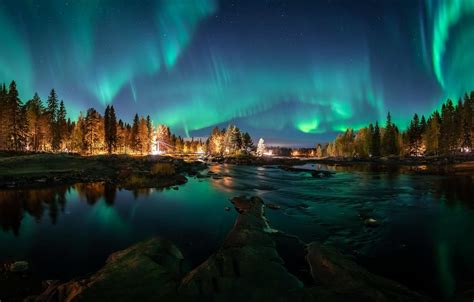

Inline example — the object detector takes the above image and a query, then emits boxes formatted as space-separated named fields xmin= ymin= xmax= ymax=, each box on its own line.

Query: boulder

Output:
xmin=364 ymin=218 xmax=381 ymax=228
xmin=306 ymin=242 xmax=427 ymax=302
xmin=9 ymin=260 xmax=29 ymax=273
xmin=32 ymin=238 xmax=186 ymax=302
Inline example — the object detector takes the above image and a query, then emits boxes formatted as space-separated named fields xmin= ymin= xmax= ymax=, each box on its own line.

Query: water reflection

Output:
xmin=431 ymin=175 xmax=474 ymax=208
xmin=0 ymin=183 xmax=157 ymax=236
xmin=0 ymin=187 xmax=67 ymax=235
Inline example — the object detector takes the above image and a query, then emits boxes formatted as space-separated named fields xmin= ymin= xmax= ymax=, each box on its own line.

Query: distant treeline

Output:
xmin=316 ymin=92 xmax=474 ymax=158
xmin=0 ymin=81 xmax=255 ymax=155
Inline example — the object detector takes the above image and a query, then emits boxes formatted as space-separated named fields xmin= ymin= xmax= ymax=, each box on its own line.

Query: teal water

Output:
xmin=0 ymin=164 xmax=473 ymax=299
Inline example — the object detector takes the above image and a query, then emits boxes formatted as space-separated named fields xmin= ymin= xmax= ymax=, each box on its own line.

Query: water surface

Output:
xmin=0 ymin=164 xmax=473 ymax=299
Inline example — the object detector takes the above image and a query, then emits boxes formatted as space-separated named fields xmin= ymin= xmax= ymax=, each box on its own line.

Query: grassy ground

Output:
xmin=0 ymin=153 xmax=204 ymax=189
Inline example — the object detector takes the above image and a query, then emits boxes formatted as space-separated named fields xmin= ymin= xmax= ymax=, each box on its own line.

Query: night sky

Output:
xmin=0 ymin=0 xmax=473 ymax=146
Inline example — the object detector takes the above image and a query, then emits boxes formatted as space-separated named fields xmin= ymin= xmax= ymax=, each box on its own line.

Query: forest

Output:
xmin=316 ymin=92 xmax=474 ymax=158
xmin=1 ymin=80 xmax=473 ymax=159
xmin=0 ymin=81 xmax=254 ymax=156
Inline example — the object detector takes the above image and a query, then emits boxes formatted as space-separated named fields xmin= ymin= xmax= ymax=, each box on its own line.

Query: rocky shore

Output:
xmin=1 ymin=152 xmax=472 ymax=191
xmin=0 ymin=153 xmax=206 ymax=190
xmin=25 ymin=196 xmax=431 ymax=302
xmin=209 ymin=154 xmax=474 ymax=175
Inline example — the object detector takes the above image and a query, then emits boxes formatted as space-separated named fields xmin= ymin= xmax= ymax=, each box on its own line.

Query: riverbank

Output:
xmin=1 ymin=153 xmax=473 ymax=190
xmin=214 ymin=154 xmax=474 ymax=175
xmin=0 ymin=153 xmax=206 ymax=190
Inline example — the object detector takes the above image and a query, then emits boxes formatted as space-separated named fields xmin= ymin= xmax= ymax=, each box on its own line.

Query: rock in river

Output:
xmin=9 ymin=261 xmax=29 ymax=273
xmin=364 ymin=218 xmax=381 ymax=228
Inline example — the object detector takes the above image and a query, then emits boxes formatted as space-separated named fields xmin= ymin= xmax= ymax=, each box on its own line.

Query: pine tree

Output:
xmin=381 ymin=112 xmax=398 ymax=156
xmin=109 ymin=106 xmax=117 ymax=153
xmin=461 ymin=95 xmax=472 ymax=152
xmin=57 ymin=100 xmax=67 ymax=150
xmin=85 ymin=108 xmax=101 ymax=154
xmin=47 ymin=89 xmax=60 ymax=150
xmin=440 ymin=100 xmax=456 ymax=155
xmin=241 ymin=132 xmax=253 ymax=152
xmin=0 ymin=84 xmax=7 ymax=149
xmin=131 ymin=114 xmax=140 ymax=153
xmin=315 ymin=143 xmax=323 ymax=158
xmin=367 ymin=123 xmax=374 ymax=156
xmin=6 ymin=81 xmax=27 ymax=150
xmin=139 ymin=116 xmax=149 ymax=154
xmin=407 ymin=114 xmax=422 ymax=156
xmin=146 ymin=115 xmax=152 ymax=154
xmin=371 ymin=122 xmax=381 ymax=157
xmin=234 ymin=127 xmax=243 ymax=151
xmin=209 ymin=126 xmax=223 ymax=155
xmin=25 ymin=93 xmax=45 ymax=151
xmin=420 ymin=115 xmax=427 ymax=134
xmin=104 ymin=106 xmax=118 ymax=154
xmin=423 ymin=112 xmax=441 ymax=155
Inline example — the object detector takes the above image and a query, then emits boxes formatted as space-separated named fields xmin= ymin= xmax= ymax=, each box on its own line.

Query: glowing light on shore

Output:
xmin=263 ymin=150 xmax=273 ymax=156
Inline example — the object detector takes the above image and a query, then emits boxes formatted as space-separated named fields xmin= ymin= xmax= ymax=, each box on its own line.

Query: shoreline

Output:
xmin=1 ymin=153 xmax=473 ymax=190
xmin=0 ymin=153 xmax=206 ymax=190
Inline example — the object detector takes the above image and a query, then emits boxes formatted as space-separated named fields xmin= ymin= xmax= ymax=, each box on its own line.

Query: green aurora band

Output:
xmin=0 ymin=0 xmax=473 ymax=144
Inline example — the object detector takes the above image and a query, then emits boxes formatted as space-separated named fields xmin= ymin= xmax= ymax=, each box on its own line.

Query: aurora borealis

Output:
xmin=1 ymin=0 xmax=474 ymax=145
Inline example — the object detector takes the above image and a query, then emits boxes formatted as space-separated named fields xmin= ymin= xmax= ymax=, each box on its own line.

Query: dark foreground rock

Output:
xmin=29 ymin=238 xmax=186 ymax=302
xmin=306 ymin=243 xmax=424 ymax=302
xmin=31 ymin=196 xmax=429 ymax=302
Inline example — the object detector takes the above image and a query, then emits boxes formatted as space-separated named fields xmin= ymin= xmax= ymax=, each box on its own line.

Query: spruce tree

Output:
xmin=382 ymin=112 xmax=397 ymax=156
xmin=0 ymin=84 xmax=8 ymax=149
xmin=408 ymin=114 xmax=422 ymax=156
xmin=109 ymin=106 xmax=117 ymax=153
xmin=57 ymin=100 xmax=67 ymax=150
xmin=371 ymin=122 xmax=381 ymax=157
xmin=47 ymin=89 xmax=60 ymax=150
xmin=242 ymin=132 xmax=254 ymax=152
xmin=440 ymin=100 xmax=455 ymax=155
xmin=104 ymin=106 xmax=111 ymax=153
xmin=85 ymin=108 xmax=101 ymax=154
xmin=146 ymin=115 xmax=152 ymax=154
xmin=25 ymin=93 xmax=45 ymax=151
xmin=7 ymin=81 xmax=27 ymax=150
xmin=131 ymin=114 xmax=140 ymax=153
xmin=460 ymin=95 xmax=472 ymax=151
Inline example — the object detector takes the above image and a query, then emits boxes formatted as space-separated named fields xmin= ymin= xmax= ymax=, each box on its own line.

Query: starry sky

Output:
xmin=0 ymin=0 xmax=473 ymax=146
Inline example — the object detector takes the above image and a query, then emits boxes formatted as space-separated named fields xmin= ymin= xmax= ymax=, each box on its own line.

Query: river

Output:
xmin=0 ymin=163 xmax=473 ymax=299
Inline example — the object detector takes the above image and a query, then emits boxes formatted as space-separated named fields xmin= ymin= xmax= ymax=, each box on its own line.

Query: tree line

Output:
xmin=316 ymin=92 xmax=474 ymax=158
xmin=206 ymin=125 xmax=254 ymax=156
xmin=0 ymin=81 xmax=257 ymax=155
